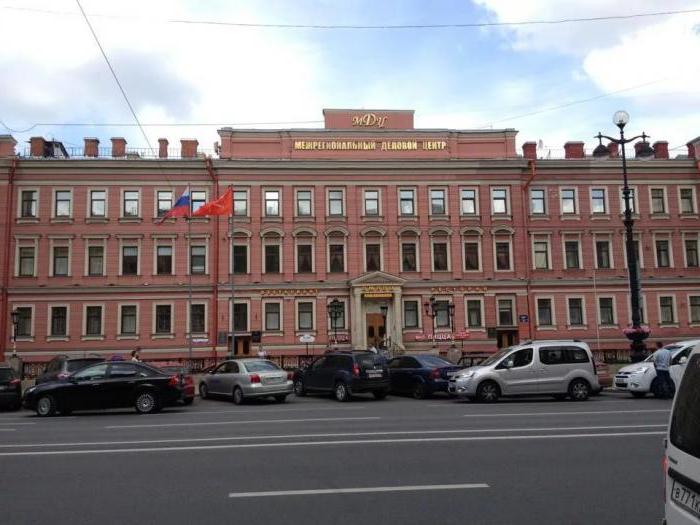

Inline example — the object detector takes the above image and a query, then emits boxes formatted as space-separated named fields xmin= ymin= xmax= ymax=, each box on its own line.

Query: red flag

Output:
xmin=192 ymin=188 xmax=233 ymax=217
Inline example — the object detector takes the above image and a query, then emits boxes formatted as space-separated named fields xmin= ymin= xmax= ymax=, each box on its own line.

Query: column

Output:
xmin=392 ymin=288 xmax=404 ymax=350
xmin=352 ymin=288 xmax=364 ymax=349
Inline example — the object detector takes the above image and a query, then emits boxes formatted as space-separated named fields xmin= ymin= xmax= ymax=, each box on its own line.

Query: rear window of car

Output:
xmin=0 ymin=369 xmax=15 ymax=381
xmin=66 ymin=358 xmax=103 ymax=372
xmin=539 ymin=346 xmax=590 ymax=365
xmin=355 ymin=354 xmax=383 ymax=368
xmin=417 ymin=356 xmax=452 ymax=367
xmin=244 ymin=360 xmax=281 ymax=373
xmin=670 ymin=354 xmax=700 ymax=459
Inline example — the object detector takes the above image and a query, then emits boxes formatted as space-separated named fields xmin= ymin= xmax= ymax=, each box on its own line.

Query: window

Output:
xmin=537 ymin=298 xmax=553 ymax=326
xmin=265 ymin=190 xmax=280 ymax=216
xmin=85 ymin=306 xmax=102 ymax=336
xmin=659 ymin=296 xmax=675 ymax=324
xmin=498 ymin=299 xmax=513 ymax=326
xmin=157 ymin=190 xmax=172 ymax=217
xmin=690 ymin=296 xmax=700 ymax=323
xmin=122 ymin=246 xmax=138 ymax=275
xmin=73 ymin=363 xmax=108 ymax=381
xmin=233 ymin=191 xmax=248 ymax=216
xmin=329 ymin=244 xmax=345 ymax=273
xmin=296 ymin=190 xmax=312 ymax=217
xmin=432 ymin=242 xmax=448 ymax=271
xmin=464 ymin=242 xmax=480 ymax=271
xmin=656 ymin=239 xmax=670 ymax=267
xmin=461 ymin=189 xmax=477 ymax=215
xmin=686 ymin=239 xmax=699 ymax=268
xmin=233 ymin=303 xmax=248 ymax=331
xmin=156 ymin=246 xmax=172 ymax=275
xmin=55 ymin=190 xmax=71 ymax=217
xmin=669 ymin=353 xmax=700 ymax=459
xmin=50 ymin=306 xmax=67 ymax=337
xmin=190 ymin=304 xmax=205 ymax=333
xmin=680 ymin=188 xmax=696 ymax=214
xmin=19 ymin=247 xmax=35 ymax=276
xmin=401 ymin=243 xmax=417 ymax=272
xmin=621 ymin=188 xmax=637 ymax=214
xmin=596 ymin=240 xmax=611 ymax=269
xmin=399 ymin=190 xmax=415 ymax=216
xmin=20 ymin=190 xmax=37 ymax=218
xmin=503 ymin=348 xmax=533 ymax=369
xmin=15 ymin=307 xmax=31 ymax=337
xmin=88 ymin=246 xmax=104 ymax=276
xmin=328 ymin=190 xmax=344 ymax=216
xmin=233 ymin=245 xmax=248 ymax=274
xmin=191 ymin=191 xmax=206 ymax=214
xmin=466 ymin=299 xmax=482 ymax=328
xmin=122 ymin=191 xmax=139 ymax=217
xmin=430 ymin=189 xmax=446 ymax=215
xmin=52 ymin=246 xmax=69 ymax=276
xmin=155 ymin=305 xmax=172 ymax=334
xmin=329 ymin=301 xmax=345 ymax=330
xmin=533 ymin=241 xmax=549 ymax=269
xmin=265 ymin=303 xmax=281 ymax=331
xmin=190 ymin=245 xmax=206 ymax=274
xmin=530 ymin=189 xmax=546 ymax=215
xmin=599 ymin=298 xmax=615 ymax=325
xmin=364 ymin=190 xmax=379 ymax=216
xmin=297 ymin=302 xmax=313 ymax=330
xmin=591 ymin=188 xmax=606 ymax=214
xmin=297 ymin=244 xmax=313 ymax=273
xmin=565 ymin=241 xmax=580 ymax=269
xmin=568 ymin=298 xmax=584 ymax=326
xmin=491 ymin=189 xmax=508 ymax=214
xmin=89 ymin=190 xmax=106 ymax=217
xmin=561 ymin=189 xmax=576 ymax=214
xmin=651 ymin=188 xmax=666 ymax=214
xmin=264 ymin=244 xmax=280 ymax=273
xmin=404 ymin=301 xmax=419 ymax=328
xmin=365 ymin=244 xmax=381 ymax=271
xmin=495 ymin=241 xmax=511 ymax=270
xmin=435 ymin=300 xmax=450 ymax=328
xmin=120 ymin=305 xmax=137 ymax=335
xmin=539 ymin=346 xmax=590 ymax=365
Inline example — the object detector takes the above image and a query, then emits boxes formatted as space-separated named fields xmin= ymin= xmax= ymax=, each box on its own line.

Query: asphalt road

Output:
xmin=0 ymin=391 xmax=672 ymax=525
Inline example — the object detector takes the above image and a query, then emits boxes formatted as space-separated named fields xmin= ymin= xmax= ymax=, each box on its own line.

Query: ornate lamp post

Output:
xmin=594 ymin=110 xmax=653 ymax=362
xmin=379 ymin=305 xmax=388 ymax=349
xmin=327 ymin=298 xmax=343 ymax=347
xmin=423 ymin=296 xmax=438 ymax=347
xmin=10 ymin=309 xmax=20 ymax=357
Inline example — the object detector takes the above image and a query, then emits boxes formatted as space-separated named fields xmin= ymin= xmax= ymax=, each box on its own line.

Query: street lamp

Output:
xmin=379 ymin=305 xmax=388 ymax=349
xmin=423 ymin=296 xmax=439 ymax=346
xmin=327 ymin=298 xmax=343 ymax=347
xmin=10 ymin=309 xmax=20 ymax=357
xmin=595 ymin=110 xmax=653 ymax=362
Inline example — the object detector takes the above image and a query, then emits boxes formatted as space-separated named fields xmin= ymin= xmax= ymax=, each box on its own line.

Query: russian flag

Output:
xmin=158 ymin=190 xmax=190 ymax=222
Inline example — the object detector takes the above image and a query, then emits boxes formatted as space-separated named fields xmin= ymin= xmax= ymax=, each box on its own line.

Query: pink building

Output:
xmin=1 ymin=109 xmax=699 ymax=366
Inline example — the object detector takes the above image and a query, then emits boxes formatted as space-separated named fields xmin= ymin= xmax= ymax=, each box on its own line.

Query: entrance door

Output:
xmin=496 ymin=330 xmax=519 ymax=349
xmin=366 ymin=314 xmax=385 ymax=349
xmin=235 ymin=337 xmax=251 ymax=356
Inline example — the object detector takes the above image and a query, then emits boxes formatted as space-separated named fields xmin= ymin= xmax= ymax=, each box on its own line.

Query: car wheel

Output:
xmin=334 ymin=382 xmax=350 ymax=402
xmin=476 ymin=381 xmax=500 ymax=403
xmin=373 ymin=389 xmax=388 ymax=400
xmin=134 ymin=391 xmax=160 ymax=414
xmin=412 ymin=382 xmax=427 ymax=400
xmin=232 ymin=387 xmax=245 ymax=405
xmin=631 ymin=391 xmax=646 ymax=398
xmin=568 ymin=379 xmax=590 ymax=401
xmin=199 ymin=383 xmax=209 ymax=399
xmin=294 ymin=379 xmax=306 ymax=396
xmin=274 ymin=395 xmax=287 ymax=403
xmin=36 ymin=395 xmax=57 ymax=417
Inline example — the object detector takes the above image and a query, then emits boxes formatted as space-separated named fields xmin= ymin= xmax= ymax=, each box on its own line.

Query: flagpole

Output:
xmin=187 ymin=183 xmax=193 ymax=367
xmin=229 ymin=185 xmax=235 ymax=358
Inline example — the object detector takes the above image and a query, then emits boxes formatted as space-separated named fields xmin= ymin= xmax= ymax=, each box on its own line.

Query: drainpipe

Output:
xmin=205 ymin=157 xmax=220 ymax=362
xmin=520 ymin=159 xmax=536 ymax=340
xmin=0 ymin=157 xmax=17 ymax=360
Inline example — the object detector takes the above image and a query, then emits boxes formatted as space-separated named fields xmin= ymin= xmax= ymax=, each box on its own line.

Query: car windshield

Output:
xmin=480 ymin=348 xmax=511 ymax=367
xmin=643 ymin=345 xmax=683 ymax=362
xmin=670 ymin=354 xmax=700 ymax=459
xmin=0 ymin=369 xmax=15 ymax=381
xmin=66 ymin=359 xmax=103 ymax=372
xmin=355 ymin=354 xmax=384 ymax=368
xmin=417 ymin=355 xmax=452 ymax=367
xmin=244 ymin=360 xmax=280 ymax=373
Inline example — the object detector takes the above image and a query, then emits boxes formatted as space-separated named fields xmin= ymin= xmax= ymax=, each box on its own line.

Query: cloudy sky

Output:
xmin=1 ymin=0 xmax=700 ymax=157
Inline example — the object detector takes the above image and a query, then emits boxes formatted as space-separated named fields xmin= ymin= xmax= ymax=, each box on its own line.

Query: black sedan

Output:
xmin=23 ymin=361 xmax=188 ymax=416
xmin=387 ymin=355 xmax=462 ymax=399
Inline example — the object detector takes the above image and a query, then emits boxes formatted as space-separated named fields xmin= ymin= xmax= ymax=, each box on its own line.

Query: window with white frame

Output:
xmin=14 ymin=307 xmax=32 ymax=337
xmin=88 ymin=245 xmax=104 ymax=276
xmin=461 ymin=188 xmax=478 ymax=215
xmin=264 ymin=190 xmax=280 ymax=217
xmin=328 ymin=238 xmax=345 ymax=273
xmin=233 ymin=303 xmax=248 ymax=332
xmin=18 ymin=247 xmax=35 ymax=277
xmin=190 ymin=304 xmax=206 ymax=334
xmin=464 ymin=240 xmax=480 ymax=271
xmin=20 ymin=190 xmax=37 ymax=218
xmin=537 ymin=298 xmax=553 ymax=326
xmin=497 ymin=298 xmax=514 ymax=326
xmin=191 ymin=191 xmax=206 ymax=214
xmin=591 ymin=188 xmax=607 ymax=214
xmin=659 ymin=296 xmax=675 ymax=324
xmin=466 ymin=298 xmax=483 ymax=328
xmin=560 ymin=188 xmax=577 ymax=215
xmin=680 ymin=188 xmax=696 ymax=215
xmin=232 ymin=243 xmax=248 ymax=274
xmin=403 ymin=300 xmax=419 ymax=329
xmin=155 ymin=304 xmax=172 ymax=334
xmin=435 ymin=300 xmax=450 ymax=328
xmin=533 ymin=240 xmax=549 ymax=269
xmin=430 ymin=189 xmax=446 ymax=215
xmin=190 ymin=245 xmax=206 ymax=275
xmin=399 ymin=189 xmax=415 ymax=216
xmin=364 ymin=190 xmax=379 ymax=216
xmin=296 ymin=190 xmax=312 ymax=217
xmin=233 ymin=190 xmax=248 ymax=217
xmin=598 ymin=297 xmax=615 ymax=326
xmin=156 ymin=190 xmax=172 ymax=217
xmin=655 ymin=239 xmax=671 ymax=268
xmin=685 ymin=238 xmax=699 ymax=268
xmin=296 ymin=239 xmax=313 ymax=273
xmin=564 ymin=240 xmax=580 ymax=269
xmin=264 ymin=302 xmax=281 ymax=331
xmin=121 ymin=246 xmax=139 ymax=275
xmin=651 ymin=188 xmax=666 ymax=214
xmin=567 ymin=298 xmax=584 ymax=326
xmin=328 ymin=189 xmax=344 ymax=216
xmin=264 ymin=241 xmax=281 ymax=274
xmin=54 ymin=190 xmax=72 ymax=217
xmin=401 ymin=241 xmax=417 ymax=272
xmin=689 ymin=296 xmax=700 ymax=324
xmin=156 ymin=245 xmax=173 ymax=275
xmin=491 ymin=188 xmax=509 ymax=215
xmin=495 ymin=240 xmax=512 ymax=271
xmin=122 ymin=190 xmax=139 ymax=218
xmin=432 ymin=241 xmax=449 ymax=271
xmin=85 ymin=305 xmax=103 ymax=336
xmin=50 ymin=306 xmax=68 ymax=337
xmin=297 ymin=301 xmax=314 ymax=330
xmin=120 ymin=305 xmax=137 ymax=335
xmin=52 ymin=246 xmax=69 ymax=276
xmin=530 ymin=189 xmax=546 ymax=215
xmin=365 ymin=242 xmax=381 ymax=272
xmin=596 ymin=239 xmax=612 ymax=269
xmin=329 ymin=300 xmax=346 ymax=330
xmin=90 ymin=190 xmax=106 ymax=217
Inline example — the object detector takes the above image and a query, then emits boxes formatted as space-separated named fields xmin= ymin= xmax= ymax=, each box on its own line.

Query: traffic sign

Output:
xmin=299 ymin=334 xmax=315 ymax=344
xmin=519 ymin=314 xmax=529 ymax=323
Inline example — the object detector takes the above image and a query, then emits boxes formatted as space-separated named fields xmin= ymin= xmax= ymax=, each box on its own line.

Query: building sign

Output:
xmin=414 ymin=331 xmax=470 ymax=342
xmin=362 ymin=285 xmax=397 ymax=298
xmin=293 ymin=140 xmax=447 ymax=151
xmin=260 ymin=288 xmax=318 ymax=297
xmin=431 ymin=286 xmax=488 ymax=293
xmin=351 ymin=113 xmax=388 ymax=128
xmin=331 ymin=334 xmax=350 ymax=343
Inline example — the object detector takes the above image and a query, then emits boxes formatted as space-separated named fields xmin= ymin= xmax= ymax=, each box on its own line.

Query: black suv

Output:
xmin=292 ymin=351 xmax=390 ymax=401
xmin=0 ymin=363 xmax=21 ymax=410
xmin=36 ymin=355 xmax=105 ymax=384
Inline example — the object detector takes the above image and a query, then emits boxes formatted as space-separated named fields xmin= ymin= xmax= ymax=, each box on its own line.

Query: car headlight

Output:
xmin=631 ymin=367 xmax=649 ymax=375
xmin=24 ymin=386 xmax=36 ymax=395
xmin=458 ymin=371 xmax=476 ymax=379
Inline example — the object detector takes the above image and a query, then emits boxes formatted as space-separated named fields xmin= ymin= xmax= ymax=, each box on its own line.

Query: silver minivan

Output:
xmin=448 ymin=340 xmax=600 ymax=402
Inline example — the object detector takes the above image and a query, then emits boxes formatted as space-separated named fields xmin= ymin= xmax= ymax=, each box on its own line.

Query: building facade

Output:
xmin=1 ymin=108 xmax=699 ymax=365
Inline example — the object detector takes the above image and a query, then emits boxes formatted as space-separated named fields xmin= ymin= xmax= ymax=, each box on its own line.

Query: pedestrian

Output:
xmin=653 ymin=341 xmax=672 ymax=398
xmin=131 ymin=348 xmax=140 ymax=362
xmin=369 ymin=344 xmax=378 ymax=354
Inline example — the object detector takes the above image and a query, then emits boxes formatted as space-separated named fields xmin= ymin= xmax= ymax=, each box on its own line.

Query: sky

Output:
xmin=1 ymin=0 xmax=700 ymax=158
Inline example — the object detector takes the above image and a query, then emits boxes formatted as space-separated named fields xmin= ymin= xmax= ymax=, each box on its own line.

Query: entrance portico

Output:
xmin=349 ymin=272 xmax=406 ymax=351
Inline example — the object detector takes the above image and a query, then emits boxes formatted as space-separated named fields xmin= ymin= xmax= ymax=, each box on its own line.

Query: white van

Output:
xmin=664 ymin=343 xmax=700 ymax=524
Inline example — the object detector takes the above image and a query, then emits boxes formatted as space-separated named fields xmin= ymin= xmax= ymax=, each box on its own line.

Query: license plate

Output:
xmin=265 ymin=377 xmax=284 ymax=384
xmin=367 ymin=371 xmax=382 ymax=378
xmin=615 ymin=382 xmax=627 ymax=388
xmin=671 ymin=480 xmax=700 ymax=519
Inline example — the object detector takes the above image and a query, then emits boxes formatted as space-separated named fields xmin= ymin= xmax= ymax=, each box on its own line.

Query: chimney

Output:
xmin=84 ymin=137 xmax=99 ymax=158
xmin=29 ymin=136 xmax=46 ymax=157
xmin=522 ymin=142 xmax=537 ymax=160
xmin=158 ymin=138 xmax=169 ymax=159
xmin=0 ymin=135 xmax=17 ymax=157
xmin=111 ymin=137 xmax=127 ymax=158
xmin=653 ymin=141 xmax=669 ymax=160
xmin=564 ymin=141 xmax=585 ymax=159
xmin=181 ymin=139 xmax=198 ymax=159
xmin=607 ymin=142 xmax=619 ymax=158
xmin=688 ymin=138 xmax=700 ymax=159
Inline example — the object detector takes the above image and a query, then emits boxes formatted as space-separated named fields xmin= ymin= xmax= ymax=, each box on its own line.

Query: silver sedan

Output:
xmin=198 ymin=359 xmax=293 ymax=405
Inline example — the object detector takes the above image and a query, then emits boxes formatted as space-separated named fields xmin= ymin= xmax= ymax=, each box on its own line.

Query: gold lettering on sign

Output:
xmin=362 ymin=285 xmax=397 ymax=298
xmin=260 ymin=289 xmax=319 ymax=297
xmin=431 ymin=286 xmax=488 ymax=293
xmin=351 ymin=113 xmax=388 ymax=128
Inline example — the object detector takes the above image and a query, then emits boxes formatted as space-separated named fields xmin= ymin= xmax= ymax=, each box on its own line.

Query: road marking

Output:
xmin=0 ymin=422 xmax=34 ymax=426
xmin=155 ymin=406 xmax=369 ymax=416
xmin=0 ymin=431 xmax=666 ymax=456
xmin=0 ymin=424 xmax=667 ymax=448
xmin=0 ymin=428 xmax=16 ymax=432
xmin=463 ymin=409 xmax=670 ymax=418
xmin=105 ymin=416 xmax=381 ymax=429
xmin=227 ymin=483 xmax=490 ymax=498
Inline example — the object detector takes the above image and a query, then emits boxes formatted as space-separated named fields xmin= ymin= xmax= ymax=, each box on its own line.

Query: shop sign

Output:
xmin=362 ymin=285 xmax=396 ymax=298
xmin=260 ymin=288 xmax=318 ymax=297
xmin=431 ymin=286 xmax=488 ymax=293
xmin=414 ymin=331 xmax=470 ymax=342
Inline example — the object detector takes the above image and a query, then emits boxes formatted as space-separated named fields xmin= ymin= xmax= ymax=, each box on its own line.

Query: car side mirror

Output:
xmin=679 ymin=356 xmax=688 ymax=365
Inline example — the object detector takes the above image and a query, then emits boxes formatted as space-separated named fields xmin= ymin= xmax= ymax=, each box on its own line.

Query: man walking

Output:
xmin=653 ymin=342 xmax=673 ymax=398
